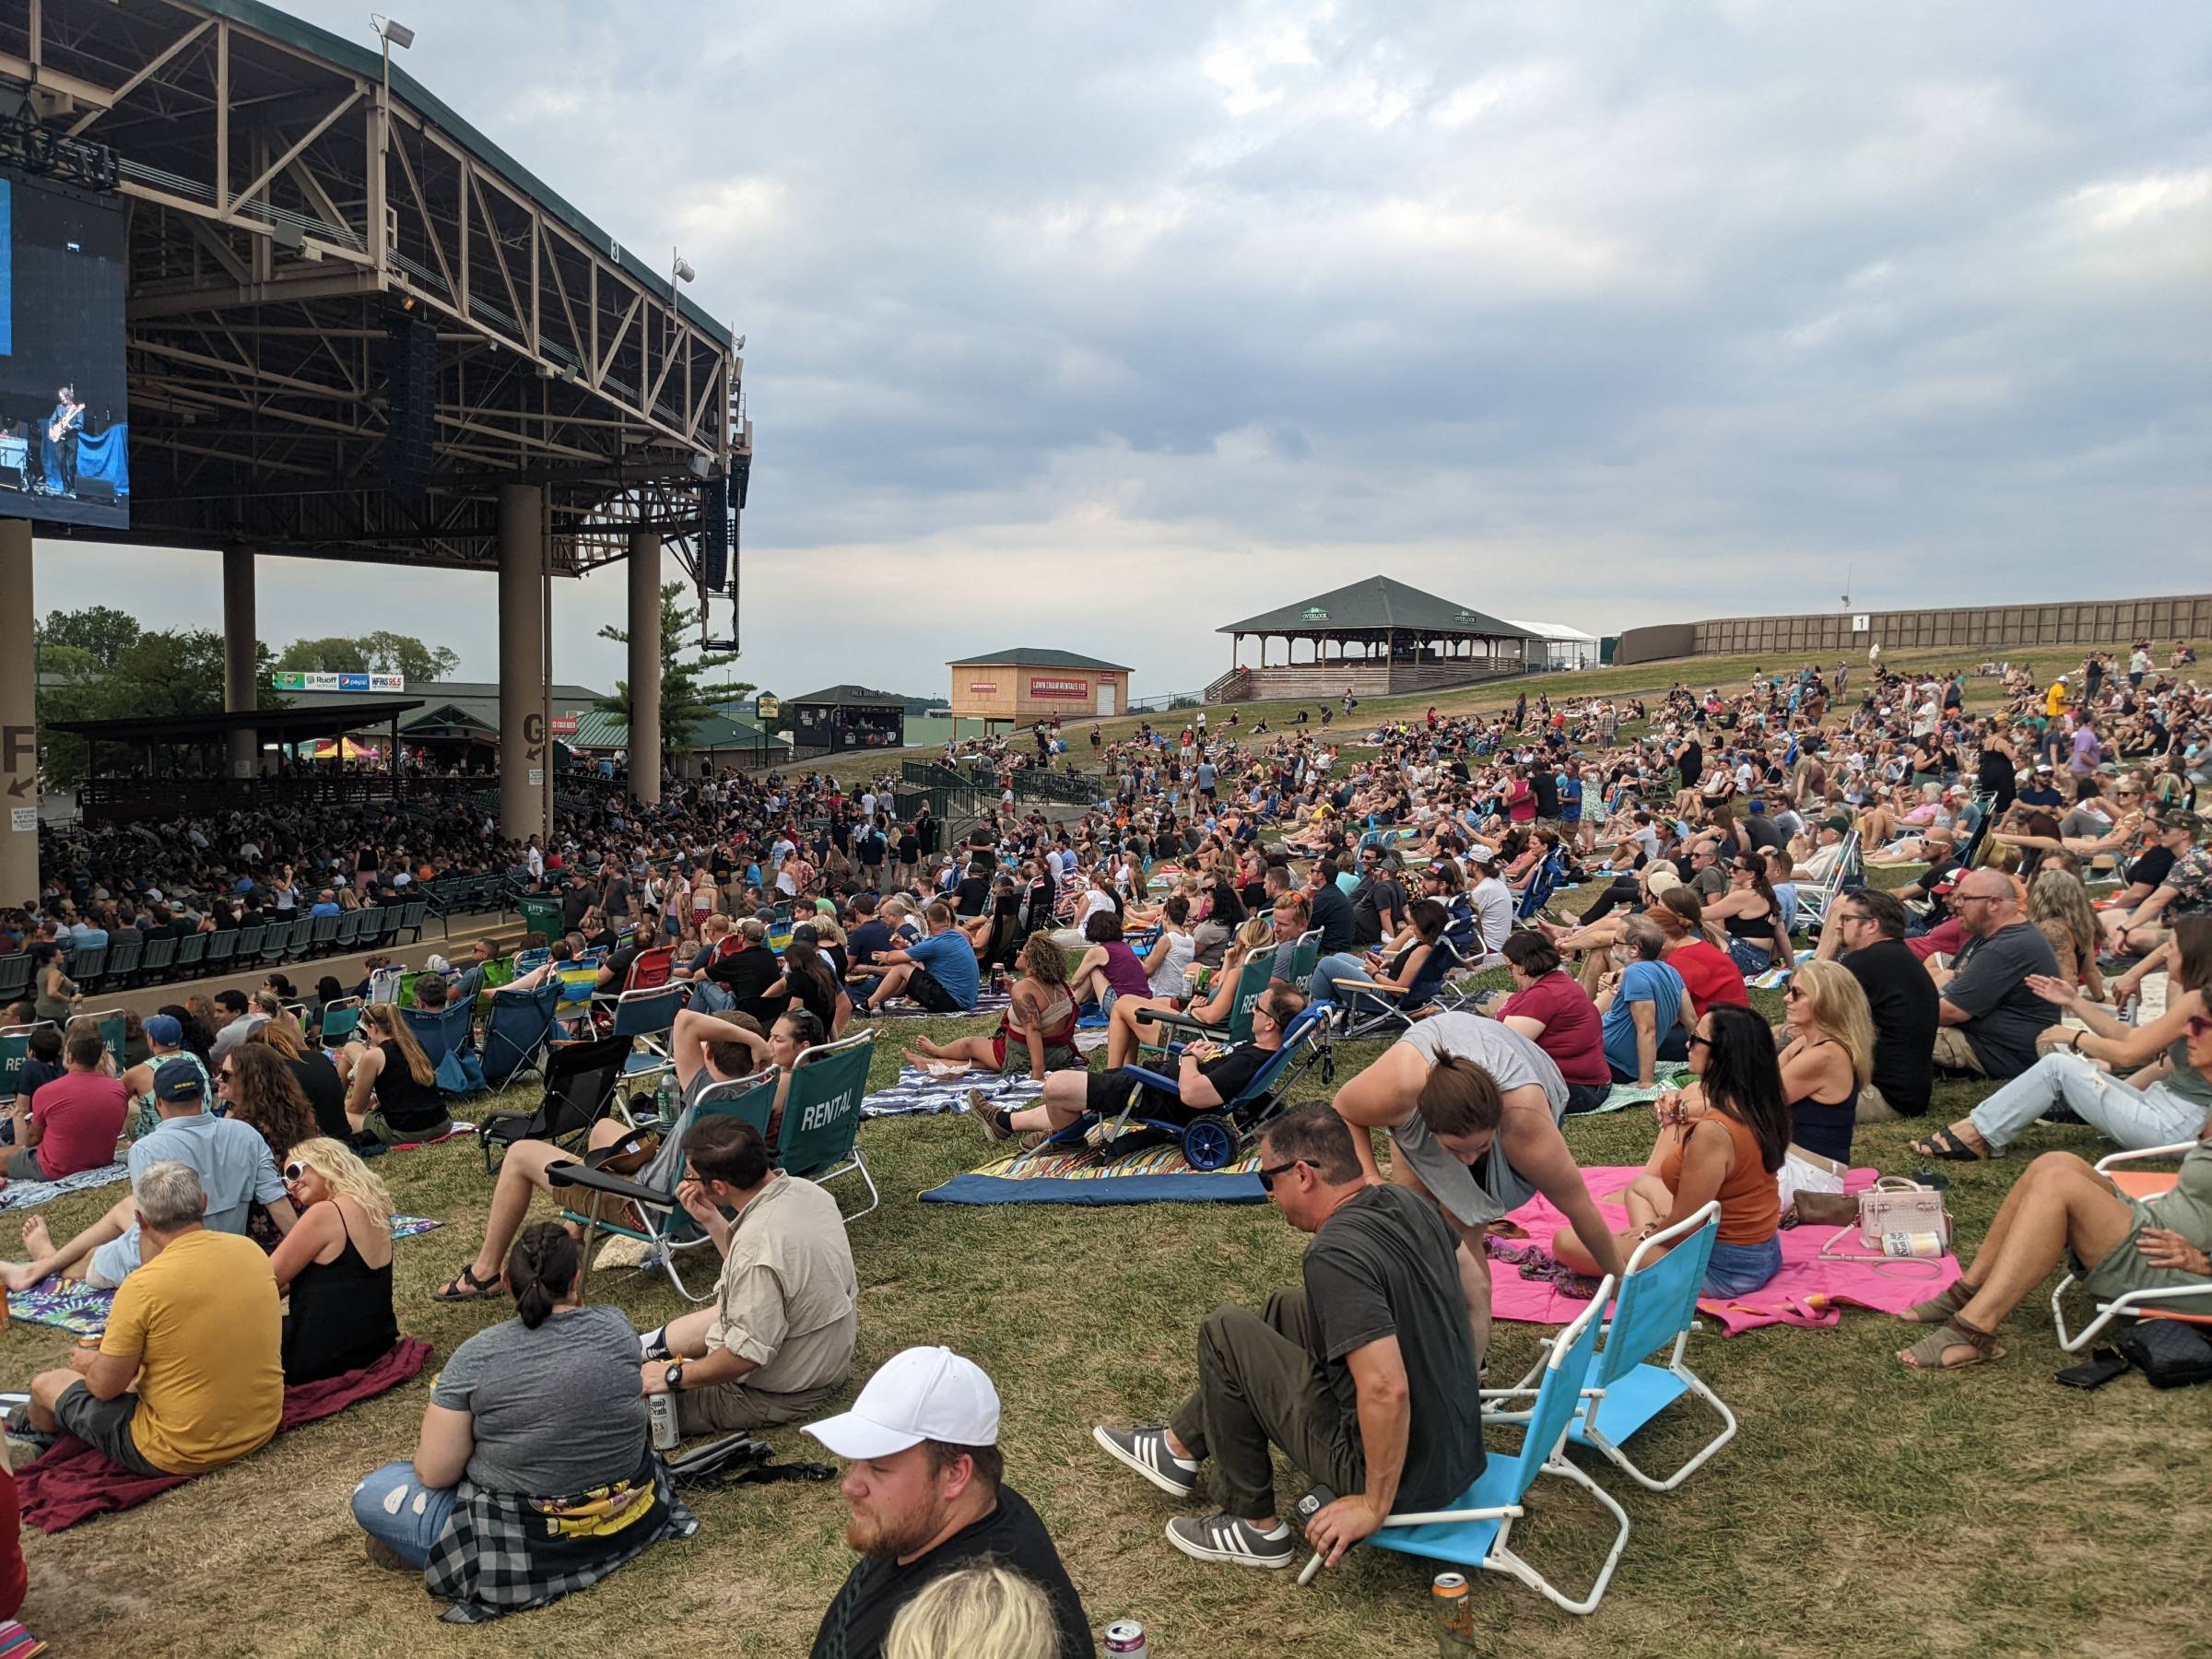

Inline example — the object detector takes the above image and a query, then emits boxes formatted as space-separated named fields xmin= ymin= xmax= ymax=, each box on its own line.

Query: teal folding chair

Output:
xmin=1487 ymin=1202 xmax=1735 ymax=1492
xmin=1300 ymin=1279 xmax=1629 ymax=1616
xmin=772 ymin=1030 xmax=879 ymax=1218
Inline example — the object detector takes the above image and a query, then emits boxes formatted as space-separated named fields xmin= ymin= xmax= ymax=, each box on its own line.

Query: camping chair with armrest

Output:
xmin=1318 ymin=933 xmax=1460 ymax=1041
xmin=1794 ymin=831 xmax=1861 ymax=929
xmin=1484 ymin=1202 xmax=1735 ymax=1492
xmin=72 ymin=1009 xmax=128 ymax=1075
xmin=770 ymin=1030 xmax=880 ymax=1219
xmin=477 ymin=1031 xmax=631 ymax=1172
xmin=2051 ymin=1142 xmax=2212 ymax=1351
xmin=317 ymin=996 xmax=364 ymax=1052
xmin=547 ymin=1067 xmax=779 ymax=1300
xmin=0 ymin=1024 xmax=52 ymax=1102
xmin=1134 ymin=947 xmax=1274 ymax=1051
xmin=1295 ymin=1278 xmax=1630 ymax=1616
xmin=401 ymin=1000 xmax=480 ymax=1097
xmin=1515 ymin=848 xmax=1571 ymax=923
xmin=480 ymin=979 xmax=564 ymax=1090
xmin=600 ymin=982 xmax=690 ymax=1085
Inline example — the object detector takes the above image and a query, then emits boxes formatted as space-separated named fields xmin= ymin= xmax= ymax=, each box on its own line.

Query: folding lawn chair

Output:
xmin=317 ymin=996 xmax=364 ymax=1051
xmin=1296 ymin=1277 xmax=1630 ymax=1615
xmin=1794 ymin=831 xmax=1860 ymax=929
xmin=600 ymin=982 xmax=688 ymax=1085
xmin=477 ymin=1031 xmax=630 ymax=1171
xmin=2052 ymin=1142 xmax=2212 ymax=1351
xmin=480 ymin=979 xmax=563 ymax=1089
xmin=1318 ymin=935 xmax=1458 ymax=1041
xmin=549 ymin=1066 xmax=780 ymax=1300
xmin=767 ymin=1030 xmax=880 ymax=1219
xmin=402 ymin=1001 xmax=480 ymax=1096
xmin=1485 ymin=1202 xmax=1735 ymax=1492
xmin=1135 ymin=948 xmax=1273 ymax=1049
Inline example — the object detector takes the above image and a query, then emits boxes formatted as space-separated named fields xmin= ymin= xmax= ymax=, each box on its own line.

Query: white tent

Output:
xmin=1506 ymin=619 xmax=1602 ymax=671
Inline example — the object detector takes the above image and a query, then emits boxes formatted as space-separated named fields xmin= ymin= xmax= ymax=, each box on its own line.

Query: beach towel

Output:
xmin=387 ymin=1122 xmax=475 ymax=1151
xmin=1485 ymin=1166 xmax=1960 ymax=1335
xmin=6 ymin=1217 xmax=444 ymax=1334
xmin=0 ymin=1621 xmax=45 ymax=1659
xmin=861 ymin=1065 xmax=1048 ymax=1121
xmin=860 ymin=989 xmax=1013 ymax=1022
xmin=1573 ymin=1070 xmax=1691 ymax=1118
xmin=18 ymin=1336 xmax=433 ymax=1532
xmin=1747 ymin=948 xmax=1817 ymax=992
xmin=924 ymin=1135 xmax=1268 ymax=1206
xmin=0 ymin=1161 xmax=130 ymax=1215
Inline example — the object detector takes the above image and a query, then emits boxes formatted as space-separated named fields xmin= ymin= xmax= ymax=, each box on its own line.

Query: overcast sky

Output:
xmin=41 ymin=0 xmax=2212 ymax=701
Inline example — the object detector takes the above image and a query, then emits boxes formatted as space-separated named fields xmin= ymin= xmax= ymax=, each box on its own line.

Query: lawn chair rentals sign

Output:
xmin=1029 ymin=677 xmax=1089 ymax=700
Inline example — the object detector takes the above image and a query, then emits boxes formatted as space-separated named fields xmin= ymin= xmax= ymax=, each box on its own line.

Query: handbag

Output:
xmin=2116 ymin=1318 xmax=2212 ymax=1389
xmin=1821 ymin=1176 xmax=1950 ymax=1261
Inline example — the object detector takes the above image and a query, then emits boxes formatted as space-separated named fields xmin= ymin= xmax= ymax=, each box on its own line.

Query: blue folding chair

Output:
xmin=1300 ymin=1279 xmax=1630 ymax=1616
xmin=1487 ymin=1202 xmax=1735 ymax=1492
xmin=481 ymin=980 xmax=563 ymax=1089
xmin=602 ymin=982 xmax=688 ymax=1083
xmin=402 ymin=1001 xmax=481 ymax=1096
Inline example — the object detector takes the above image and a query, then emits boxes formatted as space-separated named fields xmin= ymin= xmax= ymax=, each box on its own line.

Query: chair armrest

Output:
xmin=546 ymin=1161 xmax=670 ymax=1209
xmin=2095 ymin=1141 xmax=2200 ymax=1172
xmin=1136 ymin=1008 xmax=1223 ymax=1039
xmin=1121 ymin=1064 xmax=1180 ymax=1094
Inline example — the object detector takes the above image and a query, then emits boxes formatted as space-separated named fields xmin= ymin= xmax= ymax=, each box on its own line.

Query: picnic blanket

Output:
xmin=1573 ymin=1070 xmax=1691 ymax=1118
xmin=1486 ymin=1165 xmax=1960 ymax=1335
xmin=861 ymin=989 xmax=1013 ymax=1022
xmin=1747 ymin=948 xmax=1817 ymax=991
xmin=6 ymin=1217 xmax=444 ymax=1333
xmin=861 ymin=1064 xmax=1051 ymax=1120
xmin=0 ymin=1160 xmax=130 ymax=1215
xmin=18 ymin=1336 xmax=434 ymax=1532
xmin=924 ymin=1134 xmax=1268 ymax=1206
xmin=385 ymin=1122 xmax=476 ymax=1151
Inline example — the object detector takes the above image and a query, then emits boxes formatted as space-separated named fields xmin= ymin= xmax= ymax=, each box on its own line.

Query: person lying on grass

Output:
xmin=1551 ymin=1004 xmax=1790 ymax=1300
xmin=429 ymin=1006 xmax=795 ymax=1303
xmin=901 ymin=931 xmax=1082 ymax=1084
xmin=1895 ymin=1004 xmax=2212 ymax=1371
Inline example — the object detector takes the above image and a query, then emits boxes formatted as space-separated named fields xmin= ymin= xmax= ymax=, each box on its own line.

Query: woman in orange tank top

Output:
xmin=1551 ymin=1004 xmax=1790 ymax=1298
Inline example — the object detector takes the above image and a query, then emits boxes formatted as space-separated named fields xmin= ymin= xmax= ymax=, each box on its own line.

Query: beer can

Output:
xmin=648 ymin=1392 xmax=680 ymax=1452
xmin=1432 ymin=1571 xmax=1477 ymax=1642
xmin=1103 ymin=1618 xmax=1147 ymax=1656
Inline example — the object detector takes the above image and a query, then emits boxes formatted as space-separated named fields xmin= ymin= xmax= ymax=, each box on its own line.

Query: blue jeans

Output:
xmin=1702 ymin=1236 xmax=1783 ymax=1299
xmin=353 ymin=1459 xmax=457 ymax=1570
xmin=1309 ymin=951 xmax=1375 ymax=1008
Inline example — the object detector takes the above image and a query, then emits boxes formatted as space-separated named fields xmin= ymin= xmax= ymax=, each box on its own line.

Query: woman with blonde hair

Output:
xmin=1774 ymin=959 xmax=1874 ymax=1202
xmin=269 ymin=1136 xmax=399 ymax=1382
xmin=885 ymin=1562 xmax=1062 ymax=1659
xmin=336 ymin=1002 xmax=450 ymax=1145
xmin=2027 ymin=866 xmax=2107 ymax=1002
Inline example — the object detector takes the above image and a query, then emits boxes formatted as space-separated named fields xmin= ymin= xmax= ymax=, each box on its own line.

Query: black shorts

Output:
xmin=903 ymin=967 xmax=968 ymax=1015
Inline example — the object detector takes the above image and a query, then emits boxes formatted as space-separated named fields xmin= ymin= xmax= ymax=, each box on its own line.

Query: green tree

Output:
xmin=359 ymin=630 xmax=461 ymax=683
xmin=595 ymin=581 xmax=755 ymax=761
xmin=38 ymin=628 xmax=279 ymax=787
xmin=36 ymin=605 xmax=142 ymax=660
xmin=276 ymin=636 xmax=371 ymax=673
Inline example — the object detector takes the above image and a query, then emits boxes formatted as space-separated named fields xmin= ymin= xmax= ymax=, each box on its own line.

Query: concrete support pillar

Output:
xmin=222 ymin=548 xmax=257 ymax=779
xmin=0 ymin=521 xmax=38 ymax=907
xmin=498 ymin=484 xmax=548 ymax=843
xmin=626 ymin=528 xmax=662 ymax=805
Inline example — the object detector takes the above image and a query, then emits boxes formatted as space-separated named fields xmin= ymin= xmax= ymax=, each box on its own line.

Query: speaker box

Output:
xmin=382 ymin=316 xmax=436 ymax=499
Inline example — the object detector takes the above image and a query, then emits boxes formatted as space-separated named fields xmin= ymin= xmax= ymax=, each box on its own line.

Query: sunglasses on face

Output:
xmin=282 ymin=1160 xmax=306 ymax=1182
xmin=1687 ymin=1032 xmax=1712 ymax=1050
xmin=1255 ymin=1158 xmax=1308 ymax=1193
xmin=217 ymin=1066 xmax=235 ymax=1083
xmin=1784 ymin=982 xmax=1805 ymax=1000
xmin=2187 ymin=1016 xmax=2212 ymax=1040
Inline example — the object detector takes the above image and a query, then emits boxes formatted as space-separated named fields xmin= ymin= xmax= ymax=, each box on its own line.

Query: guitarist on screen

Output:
xmin=44 ymin=384 xmax=85 ymax=496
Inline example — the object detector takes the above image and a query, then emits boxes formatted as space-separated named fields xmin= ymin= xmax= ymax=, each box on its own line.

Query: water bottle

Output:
xmin=655 ymin=1069 xmax=677 ymax=1124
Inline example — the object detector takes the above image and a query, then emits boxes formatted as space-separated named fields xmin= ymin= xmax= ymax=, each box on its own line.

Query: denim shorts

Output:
xmin=1701 ymin=1235 xmax=1783 ymax=1299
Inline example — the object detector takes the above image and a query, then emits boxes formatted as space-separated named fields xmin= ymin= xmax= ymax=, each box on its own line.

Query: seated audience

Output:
xmin=120 ymin=1013 xmax=209 ymax=1139
xmin=1773 ymin=959 xmax=1875 ymax=1196
xmin=6 ymin=1027 xmax=65 ymax=1146
xmin=1309 ymin=899 xmax=1450 ymax=1019
xmin=208 ymin=989 xmax=266 ymax=1063
xmin=636 ymin=1116 xmax=858 ymax=1433
xmin=221 ymin=1043 xmax=319 ymax=1167
xmin=1653 ymin=885 xmax=1751 ymax=1018
xmin=27 ymin=1161 xmax=282 ymax=1476
xmin=1553 ymin=1003 xmax=1789 ymax=1297
xmin=866 ymin=902 xmax=981 ymax=1017
xmin=245 ymin=1019 xmax=351 ymax=1141
xmin=1930 ymin=870 xmax=2063 ymax=1079
xmin=336 ymin=1003 xmax=453 ymax=1146
xmin=1102 ymin=916 xmax=1275 ymax=1069
xmin=902 ymin=932 xmax=1080 ymax=1082
xmin=806 ymin=1347 xmax=1093 ymax=1659
xmin=883 ymin=1563 xmax=1064 ymax=1659
xmin=1814 ymin=888 xmax=1937 ymax=1119
xmin=352 ymin=1224 xmax=692 ymax=1617
xmin=1066 ymin=911 xmax=1151 ymax=1018
xmin=2100 ymin=811 xmax=2208 ymax=960
xmin=1594 ymin=916 xmax=1695 ymax=1086
xmin=1493 ymin=932 xmax=1611 ymax=1113
xmin=4 ymin=1030 xmax=127 ymax=1188
xmin=270 ymin=1136 xmax=399 ymax=1384
xmin=1093 ymin=1104 xmax=1481 ymax=1572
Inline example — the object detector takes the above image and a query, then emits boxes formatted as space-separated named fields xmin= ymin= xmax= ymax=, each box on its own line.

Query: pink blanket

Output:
xmin=1489 ymin=1167 xmax=1961 ymax=1335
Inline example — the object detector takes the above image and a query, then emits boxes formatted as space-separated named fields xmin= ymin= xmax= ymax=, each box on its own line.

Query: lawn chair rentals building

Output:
xmin=1210 ymin=575 xmax=1541 ymax=704
xmin=947 ymin=650 xmax=1131 ymax=734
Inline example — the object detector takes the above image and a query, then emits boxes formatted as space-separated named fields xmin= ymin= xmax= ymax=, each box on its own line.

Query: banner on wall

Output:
xmin=1029 ymin=677 xmax=1088 ymax=700
xmin=274 ymin=671 xmax=406 ymax=693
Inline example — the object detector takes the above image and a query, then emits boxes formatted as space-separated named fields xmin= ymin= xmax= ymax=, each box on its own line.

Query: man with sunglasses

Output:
xmin=1093 ymin=1103 xmax=1480 ymax=1573
xmin=0 ymin=1058 xmax=290 ymax=1294
xmin=1929 ymin=870 xmax=2061 ymax=1079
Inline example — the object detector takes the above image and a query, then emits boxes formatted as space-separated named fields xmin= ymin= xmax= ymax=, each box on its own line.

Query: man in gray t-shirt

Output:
xmin=1932 ymin=885 xmax=2062 ymax=1078
xmin=1330 ymin=1013 xmax=1624 ymax=1367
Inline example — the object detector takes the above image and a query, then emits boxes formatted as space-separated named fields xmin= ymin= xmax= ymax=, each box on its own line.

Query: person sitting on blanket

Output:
xmin=6 ymin=1026 xmax=65 ymax=1148
xmin=1102 ymin=916 xmax=1275 ymax=1071
xmin=120 ymin=1013 xmax=211 ymax=1139
xmin=1895 ymin=1017 xmax=2212 ymax=1371
xmin=4 ymin=1030 xmax=128 ymax=1191
xmin=429 ymin=1007 xmax=783 ymax=1303
xmin=865 ymin=902 xmax=981 ymax=1017
xmin=353 ymin=1223 xmax=694 ymax=1618
xmin=1491 ymin=932 xmax=1612 ymax=1115
xmin=1092 ymin=1103 xmax=1483 ymax=1573
xmin=1910 ymin=916 xmax=2212 ymax=1166
xmin=1594 ymin=915 xmax=1696 ymax=1088
xmin=973 ymin=987 xmax=1306 ymax=1151
xmin=25 ymin=1160 xmax=283 ymax=1478
xmin=805 ymin=1347 xmax=1095 ymax=1659
xmin=1065 ymin=910 xmax=1152 ymax=1021
xmin=1 ymin=1056 xmax=292 ymax=1292
xmin=633 ymin=1115 xmax=859 ymax=1436
xmin=1771 ymin=959 xmax=1876 ymax=1201
xmin=1554 ymin=1004 xmax=1791 ymax=1299
xmin=270 ymin=1136 xmax=399 ymax=1384
xmin=335 ymin=1004 xmax=453 ymax=1147
xmin=1329 ymin=1013 xmax=1627 ymax=1369
xmin=901 ymin=932 xmax=1082 ymax=1084
xmin=1652 ymin=885 xmax=1752 ymax=1020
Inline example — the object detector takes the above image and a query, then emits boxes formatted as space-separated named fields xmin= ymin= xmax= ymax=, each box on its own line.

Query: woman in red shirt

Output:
xmin=1653 ymin=884 xmax=1750 ymax=1019
xmin=1496 ymin=932 xmax=1612 ymax=1113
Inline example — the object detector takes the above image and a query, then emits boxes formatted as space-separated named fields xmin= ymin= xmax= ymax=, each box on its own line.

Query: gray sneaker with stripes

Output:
xmin=1092 ymin=1424 xmax=1197 ymax=1497
xmin=1164 ymin=1512 xmax=1294 ymax=1569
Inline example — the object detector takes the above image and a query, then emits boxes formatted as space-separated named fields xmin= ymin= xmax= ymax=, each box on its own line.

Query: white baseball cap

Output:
xmin=803 ymin=1347 xmax=1001 ymax=1460
xmin=1465 ymin=843 xmax=1495 ymax=865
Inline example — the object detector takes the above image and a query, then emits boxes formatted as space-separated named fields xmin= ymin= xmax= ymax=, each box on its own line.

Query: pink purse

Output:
xmin=1822 ymin=1176 xmax=1951 ymax=1260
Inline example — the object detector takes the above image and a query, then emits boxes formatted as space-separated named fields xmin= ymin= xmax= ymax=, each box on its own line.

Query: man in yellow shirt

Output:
xmin=2044 ymin=676 xmax=2070 ymax=721
xmin=28 ymin=1161 xmax=282 ymax=1477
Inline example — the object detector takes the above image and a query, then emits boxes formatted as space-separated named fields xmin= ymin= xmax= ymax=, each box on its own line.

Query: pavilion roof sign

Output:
xmin=1220 ymin=575 xmax=1540 ymax=639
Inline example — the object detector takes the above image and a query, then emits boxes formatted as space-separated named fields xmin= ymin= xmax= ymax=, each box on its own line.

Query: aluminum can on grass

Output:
xmin=1102 ymin=1618 xmax=1147 ymax=1656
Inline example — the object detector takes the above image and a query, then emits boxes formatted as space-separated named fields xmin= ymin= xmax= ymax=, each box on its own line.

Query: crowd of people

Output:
xmin=1 ymin=640 xmax=2206 ymax=1650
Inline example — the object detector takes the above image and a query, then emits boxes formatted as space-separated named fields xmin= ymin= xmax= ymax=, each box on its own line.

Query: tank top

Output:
xmin=1658 ymin=1111 xmax=1781 ymax=1245
xmin=282 ymin=1209 xmax=399 ymax=1384
xmin=372 ymin=1039 xmax=448 ymax=1134
xmin=1101 ymin=941 xmax=1152 ymax=1000
xmin=1785 ymin=1042 xmax=1859 ymax=1163
xmin=1722 ymin=905 xmax=1773 ymax=942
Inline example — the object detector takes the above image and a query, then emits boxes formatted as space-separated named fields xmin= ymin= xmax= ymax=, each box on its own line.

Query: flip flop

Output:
xmin=431 ymin=1262 xmax=507 ymax=1303
xmin=1910 ymin=1127 xmax=1987 ymax=1162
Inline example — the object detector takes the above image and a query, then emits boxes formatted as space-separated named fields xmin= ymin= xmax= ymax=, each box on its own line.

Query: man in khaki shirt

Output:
xmin=638 ymin=1116 xmax=859 ymax=1433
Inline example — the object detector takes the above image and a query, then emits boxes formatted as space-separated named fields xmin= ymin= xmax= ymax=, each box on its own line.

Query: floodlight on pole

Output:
xmin=372 ymin=15 xmax=415 ymax=49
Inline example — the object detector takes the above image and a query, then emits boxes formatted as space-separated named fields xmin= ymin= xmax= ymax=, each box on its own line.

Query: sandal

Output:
xmin=1909 ymin=1127 xmax=1988 ymax=1162
xmin=1899 ymin=1314 xmax=2006 ymax=1371
xmin=431 ymin=1262 xmax=507 ymax=1303
xmin=1900 ymin=1279 xmax=1975 ymax=1324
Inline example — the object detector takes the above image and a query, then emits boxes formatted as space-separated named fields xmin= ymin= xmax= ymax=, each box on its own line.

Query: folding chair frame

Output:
xmin=2051 ymin=1141 xmax=2212 ymax=1351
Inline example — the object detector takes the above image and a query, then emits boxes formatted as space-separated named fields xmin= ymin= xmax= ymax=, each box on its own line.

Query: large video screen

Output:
xmin=0 ymin=169 xmax=129 ymax=530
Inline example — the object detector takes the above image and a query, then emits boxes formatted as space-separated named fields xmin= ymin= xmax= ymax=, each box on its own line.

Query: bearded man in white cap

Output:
xmin=805 ymin=1346 xmax=1094 ymax=1659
